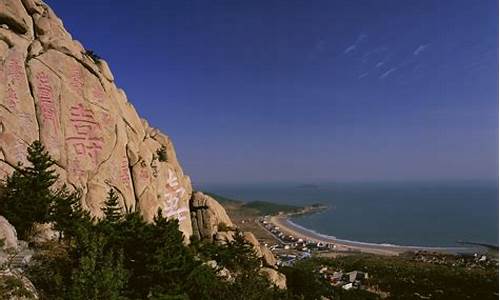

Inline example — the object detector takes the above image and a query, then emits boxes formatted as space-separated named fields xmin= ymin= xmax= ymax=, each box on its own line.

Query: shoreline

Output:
xmin=269 ymin=215 xmax=485 ymax=256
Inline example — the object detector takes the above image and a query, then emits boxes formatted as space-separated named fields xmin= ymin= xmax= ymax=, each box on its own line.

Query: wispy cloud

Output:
xmin=375 ymin=61 xmax=385 ymax=68
xmin=344 ymin=33 xmax=367 ymax=54
xmin=413 ymin=44 xmax=429 ymax=56
xmin=344 ymin=45 xmax=356 ymax=54
xmin=358 ymin=72 xmax=369 ymax=79
xmin=379 ymin=67 xmax=397 ymax=79
xmin=361 ymin=46 xmax=389 ymax=62
xmin=307 ymin=39 xmax=327 ymax=60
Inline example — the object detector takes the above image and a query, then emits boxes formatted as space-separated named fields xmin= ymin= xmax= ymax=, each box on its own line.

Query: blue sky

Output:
xmin=47 ymin=0 xmax=498 ymax=184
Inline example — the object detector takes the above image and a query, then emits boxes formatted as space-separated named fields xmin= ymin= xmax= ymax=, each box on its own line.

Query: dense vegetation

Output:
xmin=282 ymin=255 xmax=499 ymax=300
xmin=0 ymin=142 xmax=290 ymax=299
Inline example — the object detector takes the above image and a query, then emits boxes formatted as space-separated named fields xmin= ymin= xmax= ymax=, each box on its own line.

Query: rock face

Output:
xmin=0 ymin=0 xmax=193 ymax=238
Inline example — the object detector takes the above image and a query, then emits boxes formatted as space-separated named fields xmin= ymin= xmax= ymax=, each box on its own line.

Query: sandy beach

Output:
xmin=269 ymin=215 xmax=482 ymax=256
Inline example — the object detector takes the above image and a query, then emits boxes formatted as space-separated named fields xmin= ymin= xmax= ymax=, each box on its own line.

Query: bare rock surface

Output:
xmin=0 ymin=216 xmax=18 ymax=251
xmin=0 ymin=0 xmax=192 ymax=238
xmin=190 ymin=192 xmax=234 ymax=241
xmin=260 ymin=267 xmax=287 ymax=289
xmin=242 ymin=231 xmax=277 ymax=267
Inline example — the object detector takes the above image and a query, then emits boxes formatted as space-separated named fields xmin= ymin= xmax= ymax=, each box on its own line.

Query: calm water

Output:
xmin=198 ymin=181 xmax=498 ymax=247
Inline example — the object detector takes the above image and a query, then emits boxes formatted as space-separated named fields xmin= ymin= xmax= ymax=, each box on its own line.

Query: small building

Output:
xmin=342 ymin=283 xmax=353 ymax=290
xmin=347 ymin=271 xmax=368 ymax=283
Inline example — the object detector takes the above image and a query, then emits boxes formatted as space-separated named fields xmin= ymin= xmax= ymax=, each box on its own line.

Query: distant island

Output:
xmin=295 ymin=184 xmax=320 ymax=189
xmin=203 ymin=192 xmax=327 ymax=216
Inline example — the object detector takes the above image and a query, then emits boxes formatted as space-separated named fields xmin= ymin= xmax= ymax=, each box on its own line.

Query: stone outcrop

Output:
xmin=0 ymin=0 xmax=192 ymax=238
xmin=0 ymin=268 xmax=39 ymax=299
xmin=0 ymin=216 xmax=18 ymax=251
xmin=259 ymin=267 xmax=287 ymax=289
xmin=190 ymin=192 xmax=277 ymax=267
xmin=190 ymin=191 xmax=234 ymax=241
xmin=242 ymin=231 xmax=277 ymax=267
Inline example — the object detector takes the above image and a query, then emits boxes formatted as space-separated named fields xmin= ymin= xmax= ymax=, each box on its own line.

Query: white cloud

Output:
xmin=344 ymin=33 xmax=367 ymax=55
xmin=358 ymin=72 xmax=369 ymax=79
xmin=344 ymin=45 xmax=356 ymax=54
xmin=380 ymin=67 xmax=397 ymax=79
xmin=413 ymin=44 xmax=429 ymax=56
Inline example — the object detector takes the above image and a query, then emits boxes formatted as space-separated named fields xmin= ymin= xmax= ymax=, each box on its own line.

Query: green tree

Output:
xmin=69 ymin=230 xmax=128 ymax=300
xmin=156 ymin=145 xmax=168 ymax=162
xmin=102 ymin=188 xmax=123 ymax=223
xmin=0 ymin=141 xmax=58 ymax=239
xmin=50 ymin=187 xmax=92 ymax=242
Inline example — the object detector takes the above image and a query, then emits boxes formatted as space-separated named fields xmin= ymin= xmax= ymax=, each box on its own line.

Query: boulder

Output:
xmin=0 ymin=268 xmax=39 ymax=299
xmin=259 ymin=267 xmax=287 ymax=289
xmin=214 ymin=231 xmax=235 ymax=245
xmin=190 ymin=192 xmax=234 ymax=241
xmin=242 ymin=232 xmax=277 ymax=267
xmin=0 ymin=216 xmax=18 ymax=251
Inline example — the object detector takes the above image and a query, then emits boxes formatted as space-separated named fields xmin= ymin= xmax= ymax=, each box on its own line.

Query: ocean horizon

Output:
xmin=198 ymin=180 xmax=498 ymax=247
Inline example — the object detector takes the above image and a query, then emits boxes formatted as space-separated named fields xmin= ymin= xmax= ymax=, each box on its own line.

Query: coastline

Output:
xmin=269 ymin=215 xmax=484 ymax=256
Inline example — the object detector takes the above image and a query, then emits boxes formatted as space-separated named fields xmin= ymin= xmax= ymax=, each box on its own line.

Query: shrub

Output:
xmin=156 ymin=145 xmax=168 ymax=162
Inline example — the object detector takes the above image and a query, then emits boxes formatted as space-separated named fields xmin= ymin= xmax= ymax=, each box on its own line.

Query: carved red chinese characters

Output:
xmin=66 ymin=103 xmax=104 ymax=165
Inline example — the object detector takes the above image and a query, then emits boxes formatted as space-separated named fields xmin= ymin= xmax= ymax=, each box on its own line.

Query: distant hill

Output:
xmin=296 ymin=184 xmax=320 ymax=189
xmin=203 ymin=192 xmax=300 ymax=215
xmin=203 ymin=192 xmax=241 ymax=205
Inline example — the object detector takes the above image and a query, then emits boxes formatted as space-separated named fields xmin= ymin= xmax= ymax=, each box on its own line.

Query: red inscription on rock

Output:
xmin=92 ymin=85 xmax=105 ymax=103
xmin=5 ymin=85 xmax=18 ymax=111
xmin=35 ymin=72 xmax=59 ymax=131
xmin=70 ymin=67 xmax=84 ymax=96
xmin=68 ymin=158 xmax=85 ymax=178
xmin=7 ymin=57 xmax=23 ymax=83
xmin=66 ymin=103 xmax=104 ymax=165
xmin=119 ymin=156 xmax=131 ymax=189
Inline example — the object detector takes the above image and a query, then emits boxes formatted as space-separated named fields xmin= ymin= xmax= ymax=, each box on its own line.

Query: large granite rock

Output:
xmin=0 ymin=0 xmax=192 ymax=238
xmin=190 ymin=192 xmax=234 ymax=241
xmin=190 ymin=193 xmax=279 ymax=267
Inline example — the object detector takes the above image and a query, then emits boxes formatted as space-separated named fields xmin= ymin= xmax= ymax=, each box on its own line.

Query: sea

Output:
xmin=197 ymin=181 xmax=499 ymax=248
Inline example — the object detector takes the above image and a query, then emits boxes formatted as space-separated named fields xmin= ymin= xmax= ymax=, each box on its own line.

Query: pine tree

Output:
xmin=50 ymin=187 xmax=92 ymax=241
xmin=0 ymin=141 xmax=58 ymax=239
xmin=102 ymin=188 xmax=122 ymax=223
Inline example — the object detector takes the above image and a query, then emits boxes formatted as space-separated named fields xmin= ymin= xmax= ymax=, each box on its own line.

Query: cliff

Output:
xmin=0 ymin=0 xmax=197 ymax=236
